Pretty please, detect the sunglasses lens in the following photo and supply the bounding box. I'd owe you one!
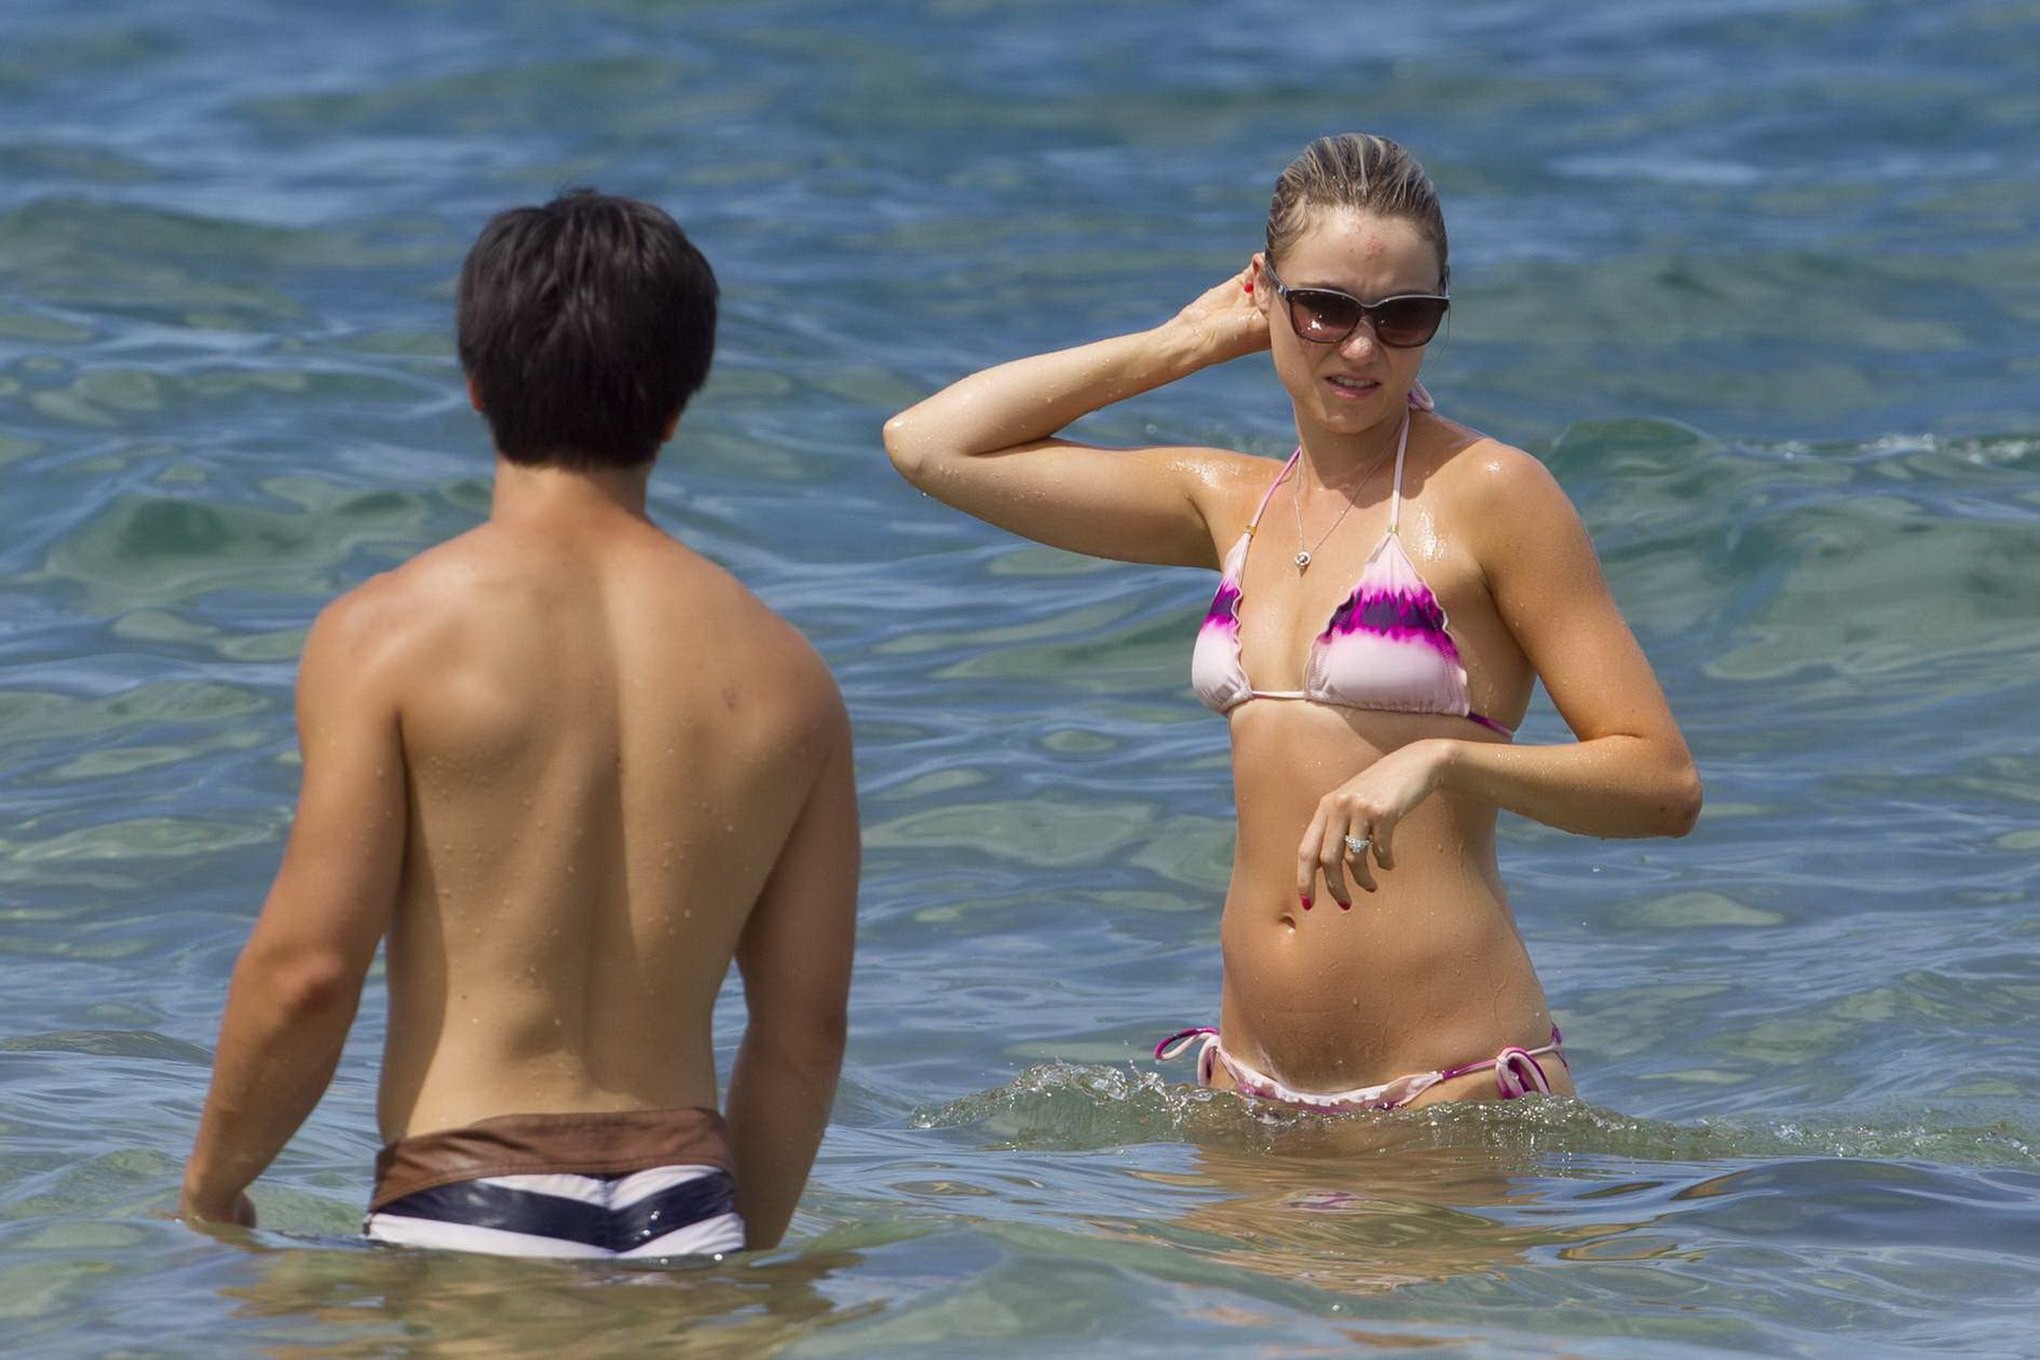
[1373,297,1448,347]
[1289,290,1361,342]
[1285,290,1447,346]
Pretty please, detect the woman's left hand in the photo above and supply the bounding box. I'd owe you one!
[1297,740,1452,907]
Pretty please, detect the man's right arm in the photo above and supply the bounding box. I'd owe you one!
[181,586,408,1224]
[725,695,857,1250]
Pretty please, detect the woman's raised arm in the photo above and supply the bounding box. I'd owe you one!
[883,266,1272,569]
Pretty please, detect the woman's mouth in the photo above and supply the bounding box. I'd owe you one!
[1325,374,1379,400]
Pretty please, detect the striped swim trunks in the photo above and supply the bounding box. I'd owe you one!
[364,1107,745,1260]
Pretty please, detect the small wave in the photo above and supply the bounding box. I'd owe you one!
[917,1061,2040,1170]
[916,1061,1278,1150]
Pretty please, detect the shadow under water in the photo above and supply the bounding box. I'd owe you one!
[914,1060,2040,1320]
[188,1233,870,1359]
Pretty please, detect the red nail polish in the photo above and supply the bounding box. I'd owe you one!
[1244,279,1254,293]
[1300,894,1312,911]
[1338,899,1353,911]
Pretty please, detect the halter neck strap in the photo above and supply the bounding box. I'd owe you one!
[1244,449,1302,535]
[1387,410,1411,537]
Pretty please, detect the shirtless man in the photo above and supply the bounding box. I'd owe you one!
[180,191,857,1259]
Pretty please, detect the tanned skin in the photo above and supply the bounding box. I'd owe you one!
[886,209,1697,1102]
[182,424,855,1250]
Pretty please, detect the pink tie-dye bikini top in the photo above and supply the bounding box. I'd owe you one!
[1190,414,1513,737]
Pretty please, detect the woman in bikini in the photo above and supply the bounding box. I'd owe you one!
[884,133,1700,1111]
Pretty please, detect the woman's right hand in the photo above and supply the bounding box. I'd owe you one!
[1165,262,1271,366]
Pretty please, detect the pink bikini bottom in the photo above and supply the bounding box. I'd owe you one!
[1155,1026,1566,1112]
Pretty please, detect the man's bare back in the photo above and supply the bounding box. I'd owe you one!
[367,466,847,1138]
[183,192,855,1258]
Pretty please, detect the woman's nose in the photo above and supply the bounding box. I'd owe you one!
[1336,321,1381,361]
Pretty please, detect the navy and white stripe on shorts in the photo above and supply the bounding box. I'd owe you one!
[366,1163,743,1259]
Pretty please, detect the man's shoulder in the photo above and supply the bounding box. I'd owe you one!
[297,539,487,697]
[635,537,843,708]
[715,586,845,727]
[318,525,548,641]
[314,543,445,629]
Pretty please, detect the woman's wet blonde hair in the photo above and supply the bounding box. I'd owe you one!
[1265,133,1450,291]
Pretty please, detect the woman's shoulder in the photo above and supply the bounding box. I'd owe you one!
[1423,419,1575,521]
[1194,443,1295,493]
[1176,443,1298,538]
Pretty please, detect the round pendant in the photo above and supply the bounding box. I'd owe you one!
[1294,551,1312,569]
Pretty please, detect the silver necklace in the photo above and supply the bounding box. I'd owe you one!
[1290,452,1385,572]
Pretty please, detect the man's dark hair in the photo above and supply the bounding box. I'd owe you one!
[457,190,716,468]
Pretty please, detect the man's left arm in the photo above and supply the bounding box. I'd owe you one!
[181,587,409,1225]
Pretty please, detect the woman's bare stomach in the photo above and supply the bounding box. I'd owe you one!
[1215,875,1563,1096]
[1216,708,1563,1097]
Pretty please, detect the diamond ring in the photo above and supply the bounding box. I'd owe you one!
[1344,834,1371,856]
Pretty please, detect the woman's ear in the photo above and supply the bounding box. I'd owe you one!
[1248,253,1272,314]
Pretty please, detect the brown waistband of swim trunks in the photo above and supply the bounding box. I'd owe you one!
[371,1106,734,1211]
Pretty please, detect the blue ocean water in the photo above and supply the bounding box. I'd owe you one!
[3,1,2037,1355]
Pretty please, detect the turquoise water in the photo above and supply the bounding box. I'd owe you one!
[4,1,2039,1354]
